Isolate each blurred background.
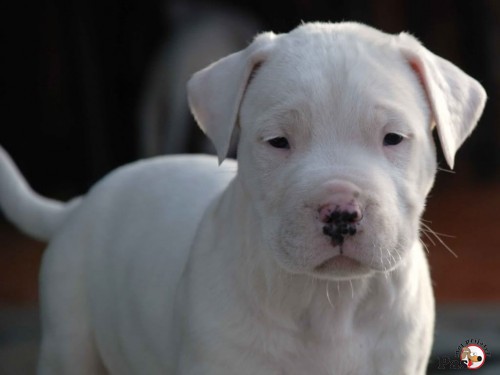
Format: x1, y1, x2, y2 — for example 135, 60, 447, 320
1, 0, 499, 373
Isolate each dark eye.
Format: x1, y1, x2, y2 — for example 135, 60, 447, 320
267, 137, 290, 149
383, 133, 404, 146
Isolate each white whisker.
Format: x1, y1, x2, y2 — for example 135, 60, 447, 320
425, 229, 455, 238
326, 282, 335, 309
420, 239, 430, 254
420, 222, 458, 258
437, 167, 455, 174
421, 229, 436, 246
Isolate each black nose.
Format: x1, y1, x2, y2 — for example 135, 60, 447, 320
322, 209, 359, 246
477, 356, 482, 361
324, 210, 361, 224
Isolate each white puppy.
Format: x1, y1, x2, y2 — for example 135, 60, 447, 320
0, 22, 486, 375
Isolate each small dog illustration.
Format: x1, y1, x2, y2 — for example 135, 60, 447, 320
461, 346, 483, 368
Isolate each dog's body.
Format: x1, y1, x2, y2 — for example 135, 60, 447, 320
0, 22, 485, 374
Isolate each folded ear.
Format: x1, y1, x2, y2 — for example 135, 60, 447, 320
187, 32, 277, 163
397, 33, 487, 169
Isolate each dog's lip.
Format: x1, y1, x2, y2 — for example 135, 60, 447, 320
314, 254, 362, 272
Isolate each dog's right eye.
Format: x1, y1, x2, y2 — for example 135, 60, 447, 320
383, 133, 404, 146
267, 137, 290, 149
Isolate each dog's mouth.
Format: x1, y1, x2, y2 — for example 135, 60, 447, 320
314, 255, 362, 273
312, 254, 374, 280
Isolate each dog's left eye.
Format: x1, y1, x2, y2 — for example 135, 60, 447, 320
383, 133, 404, 146
267, 137, 290, 149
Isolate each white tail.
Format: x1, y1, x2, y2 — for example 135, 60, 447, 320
0, 146, 81, 242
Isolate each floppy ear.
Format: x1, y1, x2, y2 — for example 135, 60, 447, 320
187, 32, 277, 163
397, 33, 487, 169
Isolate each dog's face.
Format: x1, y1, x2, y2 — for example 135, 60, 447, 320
237, 30, 436, 279
188, 22, 486, 281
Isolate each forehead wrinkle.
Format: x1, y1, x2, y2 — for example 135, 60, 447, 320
307, 79, 380, 148
245, 26, 426, 140
317, 49, 427, 136
256, 105, 313, 137
272, 39, 386, 122
374, 103, 412, 125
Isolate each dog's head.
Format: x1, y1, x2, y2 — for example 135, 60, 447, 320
188, 22, 486, 280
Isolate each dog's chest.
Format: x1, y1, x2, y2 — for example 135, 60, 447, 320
281, 334, 370, 375
275, 311, 379, 374
234, 298, 390, 375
